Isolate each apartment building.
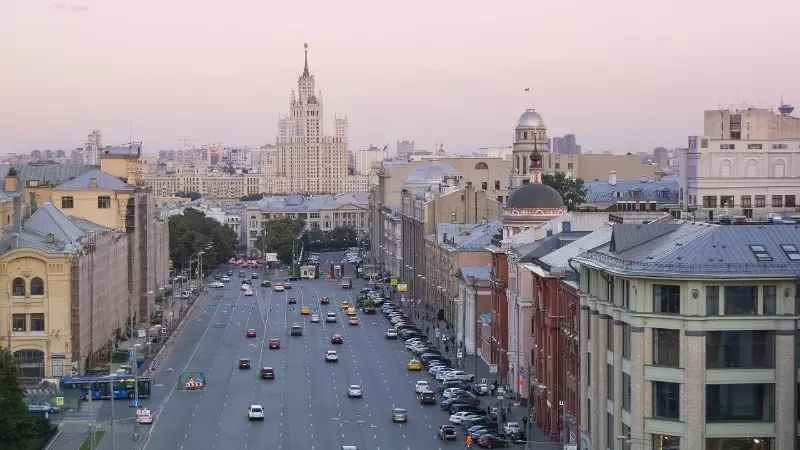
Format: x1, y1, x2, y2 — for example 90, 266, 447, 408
582, 173, 679, 212
573, 218, 800, 450
141, 167, 264, 199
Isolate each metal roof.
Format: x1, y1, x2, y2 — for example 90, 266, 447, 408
584, 180, 678, 205
459, 265, 491, 281
246, 194, 368, 213
537, 226, 613, 270
24, 203, 87, 244
434, 220, 503, 251
0, 163, 97, 194
53, 169, 134, 191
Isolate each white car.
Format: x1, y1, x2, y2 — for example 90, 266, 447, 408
244, 290, 253, 296
504, 422, 522, 435
348, 385, 363, 398
442, 388, 466, 399
273, 284, 285, 292
414, 381, 430, 394
210, 281, 223, 288
435, 371, 458, 382
241, 284, 249, 291
135, 408, 153, 424
428, 365, 450, 375
440, 371, 475, 382
310, 315, 320, 323
247, 404, 265, 420
325, 350, 339, 362
449, 411, 481, 425
221, 276, 230, 282
326, 313, 337, 323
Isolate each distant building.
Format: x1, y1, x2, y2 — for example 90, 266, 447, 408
84, 130, 103, 165
397, 140, 415, 161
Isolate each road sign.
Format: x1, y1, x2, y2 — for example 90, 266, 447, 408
169, 311, 173, 317
129, 350, 135, 361
55, 396, 64, 406
210, 304, 216, 310
457, 351, 463, 358
489, 364, 498, 374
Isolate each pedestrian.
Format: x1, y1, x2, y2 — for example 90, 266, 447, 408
522, 416, 528, 428
426, 326, 430, 335
487, 405, 491, 415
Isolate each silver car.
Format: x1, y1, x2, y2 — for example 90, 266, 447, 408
348, 385, 363, 398
391, 408, 408, 422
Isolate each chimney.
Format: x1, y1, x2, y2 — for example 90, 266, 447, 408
5, 169, 19, 192
13, 194, 22, 234
608, 170, 618, 186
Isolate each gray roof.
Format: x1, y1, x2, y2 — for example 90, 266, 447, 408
99, 143, 142, 158
54, 169, 134, 191
575, 219, 800, 278
584, 180, 678, 205
246, 194, 368, 214
0, 163, 97, 194
521, 231, 591, 261
435, 220, 503, 251
459, 265, 491, 281
537, 226, 613, 271
24, 203, 87, 244
404, 161, 459, 186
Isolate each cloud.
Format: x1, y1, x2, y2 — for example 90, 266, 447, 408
49, 2, 88, 13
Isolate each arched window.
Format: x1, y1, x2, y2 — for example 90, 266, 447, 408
719, 160, 732, 178
745, 159, 759, 177
11, 277, 25, 297
773, 160, 786, 178
30, 277, 44, 296
14, 349, 45, 378
475, 162, 489, 170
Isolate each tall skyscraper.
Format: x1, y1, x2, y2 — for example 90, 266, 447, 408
84, 130, 103, 165
551, 133, 581, 154
275, 43, 349, 194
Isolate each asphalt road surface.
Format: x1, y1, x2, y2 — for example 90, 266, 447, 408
141, 252, 489, 450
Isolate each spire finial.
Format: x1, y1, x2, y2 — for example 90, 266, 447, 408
303, 42, 310, 77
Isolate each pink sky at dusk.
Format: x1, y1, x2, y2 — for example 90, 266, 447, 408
1, 0, 798, 155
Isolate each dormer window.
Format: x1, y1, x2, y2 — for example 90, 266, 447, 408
88, 178, 97, 189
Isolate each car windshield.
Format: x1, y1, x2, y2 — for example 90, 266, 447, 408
394, 409, 406, 414
350, 385, 361, 389
240, 358, 249, 362
251, 406, 262, 412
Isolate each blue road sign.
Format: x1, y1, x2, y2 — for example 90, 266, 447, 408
210, 304, 216, 310
128, 350, 135, 361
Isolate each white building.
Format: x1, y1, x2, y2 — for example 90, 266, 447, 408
355, 146, 386, 176
84, 130, 103, 165
679, 105, 800, 221
274, 43, 349, 194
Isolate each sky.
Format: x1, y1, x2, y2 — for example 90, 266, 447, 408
1, 0, 798, 156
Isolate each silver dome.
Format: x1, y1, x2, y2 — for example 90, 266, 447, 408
404, 161, 459, 186
517, 109, 544, 128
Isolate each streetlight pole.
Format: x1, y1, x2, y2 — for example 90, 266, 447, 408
502, 350, 533, 450
533, 382, 568, 449
132, 343, 142, 441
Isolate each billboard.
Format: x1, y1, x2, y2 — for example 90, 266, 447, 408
397, 283, 408, 292
264, 253, 278, 262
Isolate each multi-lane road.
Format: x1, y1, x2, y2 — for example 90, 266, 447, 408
140, 253, 471, 450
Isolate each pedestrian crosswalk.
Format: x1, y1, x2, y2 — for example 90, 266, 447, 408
59, 400, 102, 424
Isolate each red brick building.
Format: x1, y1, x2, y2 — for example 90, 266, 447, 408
483, 250, 509, 381
530, 266, 581, 443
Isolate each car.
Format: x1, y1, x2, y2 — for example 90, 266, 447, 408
283, 282, 292, 289
260, 367, 275, 379
326, 313, 337, 323
288, 297, 297, 304
340, 301, 350, 310
244, 289, 253, 296
438, 424, 457, 440
385, 329, 398, 339
503, 422, 522, 436
135, 408, 153, 424
260, 280, 271, 287
251, 273, 259, 279
221, 276, 230, 282
238, 358, 251, 369
246, 329, 257, 338
268, 339, 280, 349
227, 270, 233, 276
320, 296, 330, 304
247, 404, 265, 420
274, 284, 285, 292
331, 334, 343, 344
443, 388, 467, 399
414, 380, 430, 393
473, 380, 489, 395
242, 279, 253, 285
310, 314, 320, 323
241, 284, 249, 291
346, 307, 357, 316
449, 412, 482, 425
407, 359, 422, 371
391, 408, 408, 423
300, 306, 311, 315
348, 316, 359, 326
477, 434, 509, 448
347, 385, 363, 398
291, 325, 303, 336
210, 281, 223, 288
440, 371, 475, 382
420, 390, 437, 405
325, 350, 339, 362
239, 270, 246, 277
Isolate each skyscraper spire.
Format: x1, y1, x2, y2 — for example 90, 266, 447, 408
303, 42, 310, 77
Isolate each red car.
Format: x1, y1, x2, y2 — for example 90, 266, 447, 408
246, 329, 257, 338
238, 358, 251, 369
331, 334, 343, 344
268, 339, 281, 349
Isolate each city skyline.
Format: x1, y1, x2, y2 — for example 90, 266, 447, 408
1, 0, 798, 155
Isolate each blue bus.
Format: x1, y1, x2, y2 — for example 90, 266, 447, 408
60, 375, 152, 400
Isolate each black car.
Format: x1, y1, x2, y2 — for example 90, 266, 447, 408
252, 273, 259, 279
449, 404, 483, 415
286, 276, 300, 282
450, 395, 480, 406
214, 274, 221, 280
477, 434, 509, 448
420, 391, 437, 405
461, 416, 490, 429
290, 325, 302, 336
242, 279, 252, 285
261, 280, 271, 287
288, 297, 297, 304
506, 430, 527, 444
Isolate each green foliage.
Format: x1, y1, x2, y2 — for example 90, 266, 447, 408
542, 172, 588, 212
168, 208, 238, 270
254, 217, 306, 265
240, 194, 263, 201
0, 349, 49, 446
301, 226, 361, 250
174, 191, 202, 201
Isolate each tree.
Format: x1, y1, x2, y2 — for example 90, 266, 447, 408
240, 194, 263, 202
542, 172, 588, 211
174, 191, 202, 201
327, 226, 358, 249
254, 217, 306, 264
0, 349, 40, 445
168, 208, 238, 270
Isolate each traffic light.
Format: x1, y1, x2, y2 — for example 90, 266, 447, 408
169, 260, 173, 270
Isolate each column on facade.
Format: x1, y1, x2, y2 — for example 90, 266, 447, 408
596, 314, 611, 449
774, 331, 796, 449
465, 285, 477, 354
682, 331, 706, 450
589, 310, 602, 450
629, 327, 648, 444
579, 306, 591, 442
612, 317, 623, 450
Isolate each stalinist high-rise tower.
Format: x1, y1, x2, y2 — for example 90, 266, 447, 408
275, 43, 349, 194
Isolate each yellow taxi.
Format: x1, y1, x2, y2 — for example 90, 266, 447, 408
346, 307, 357, 316
407, 359, 422, 371
340, 301, 350, 310
300, 306, 311, 315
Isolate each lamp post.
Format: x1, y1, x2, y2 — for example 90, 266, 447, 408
533, 382, 569, 449
132, 343, 142, 440
501, 349, 533, 450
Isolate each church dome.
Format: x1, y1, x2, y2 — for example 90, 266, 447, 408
405, 161, 459, 186
506, 183, 564, 209
517, 109, 544, 128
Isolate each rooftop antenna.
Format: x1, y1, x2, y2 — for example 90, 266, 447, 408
778, 95, 794, 117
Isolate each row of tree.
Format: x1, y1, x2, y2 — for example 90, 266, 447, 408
0, 349, 55, 449
168, 208, 239, 271
253, 217, 364, 264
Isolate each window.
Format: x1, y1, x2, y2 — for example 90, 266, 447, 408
653, 284, 680, 314
607, 364, 614, 400
762, 285, 776, 315
706, 331, 774, 369
724, 286, 757, 315
494, 180, 500, 190
567, 163, 573, 170
706, 384, 775, 422
12, 314, 26, 331
97, 196, 111, 208
481, 182, 487, 190
606, 412, 614, 450
781, 244, 800, 261
771, 195, 783, 207
706, 286, 719, 315
562, 221, 571, 232
653, 329, 680, 367
652, 435, 681, 450
786, 195, 797, 208
754, 195, 766, 207
747, 144, 763, 149
622, 373, 631, 412
30, 277, 44, 296
622, 280, 631, 309
740, 195, 752, 208
720, 195, 734, 207
606, 318, 614, 351
622, 323, 631, 359
30, 313, 45, 332
587, 353, 591, 385
748, 245, 772, 262
61, 196, 74, 208
652, 381, 680, 420
702, 196, 717, 208
586, 399, 591, 430
12, 277, 25, 297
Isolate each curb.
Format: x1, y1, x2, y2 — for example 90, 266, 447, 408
146, 288, 209, 375
42, 428, 63, 450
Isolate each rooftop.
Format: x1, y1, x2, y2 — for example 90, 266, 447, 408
0, 163, 97, 194
246, 193, 368, 213
433, 220, 503, 251
583, 179, 678, 205
0, 202, 111, 254
459, 265, 492, 282
54, 169, 135, 191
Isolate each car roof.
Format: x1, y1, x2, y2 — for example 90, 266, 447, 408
393, 408, 406, 412
250, 404, 262, 408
